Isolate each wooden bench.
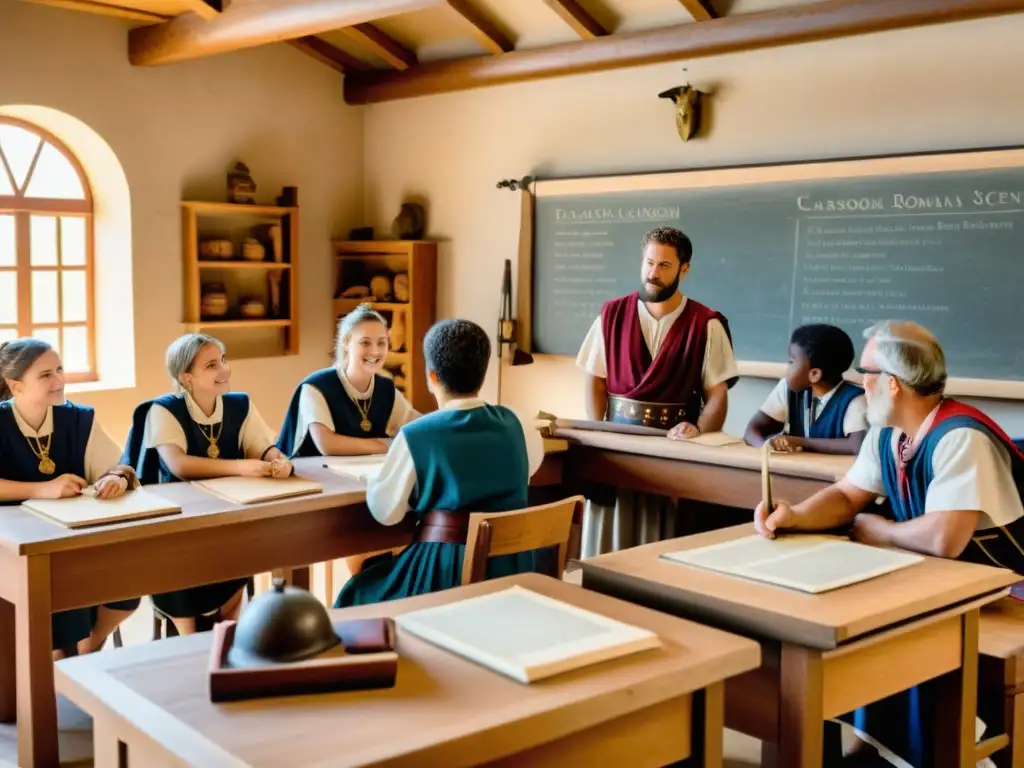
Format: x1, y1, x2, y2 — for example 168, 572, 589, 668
979, 597, 1024, 767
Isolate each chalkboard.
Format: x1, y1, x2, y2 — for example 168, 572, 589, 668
530, 148, 1024, 389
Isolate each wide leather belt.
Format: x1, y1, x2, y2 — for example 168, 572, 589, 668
415, 509, 469, 544
607, 395, 689, 429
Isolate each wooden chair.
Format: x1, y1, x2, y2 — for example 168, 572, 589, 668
978, 597, 1024, 767
461, 496, 583, 586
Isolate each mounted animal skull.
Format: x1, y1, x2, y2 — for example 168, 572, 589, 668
658, 83, 705, 142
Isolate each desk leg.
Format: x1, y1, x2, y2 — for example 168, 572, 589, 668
689, 682, 724, 768
768, 643, 824, 768
16, 555, 58, 767
935, 609, 980, 768
93, 718, 125, 768
0, 598, 16, 722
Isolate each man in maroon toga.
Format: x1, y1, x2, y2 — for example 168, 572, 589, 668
575, 226, 738, 556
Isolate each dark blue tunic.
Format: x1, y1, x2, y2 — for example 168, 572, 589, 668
334, 404, 555, 607
276, 369, 395, 458
0, 401, 134, 650
121, 393, 253, 618
785, 380, 864, 439
838, 399, 1024, 767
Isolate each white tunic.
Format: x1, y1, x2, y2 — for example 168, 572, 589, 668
366, 399, 544, 527
759, 379, 868, 436
144, 392, 275, 460
11, 403, 122, 484
845, 406, 1024, 531
292, 370, 419, 455
575, 296, 738, 391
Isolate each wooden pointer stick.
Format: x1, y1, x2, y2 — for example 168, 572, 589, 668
761, 441, 775, 529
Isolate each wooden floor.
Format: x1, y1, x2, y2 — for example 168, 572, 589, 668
0, 566, 772, 767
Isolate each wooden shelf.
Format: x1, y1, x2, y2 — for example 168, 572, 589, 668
183, 201, 298, 216
182, 195, 300, 357
188, 319, 292, 330
199, 261, 293, 270
333, 298, 409, 313
386, 351, 410, 363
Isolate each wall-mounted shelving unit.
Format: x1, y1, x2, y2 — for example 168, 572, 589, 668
182, 199, 299, 357
332, 240, 437, 413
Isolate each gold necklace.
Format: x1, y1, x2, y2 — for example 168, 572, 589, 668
26, 433, 55, 475
200, 421, 223, 458
349, 394, 373, 432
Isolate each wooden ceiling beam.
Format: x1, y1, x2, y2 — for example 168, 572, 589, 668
180, 0, 221, 21
543, 0, 607, 39
676, 0, 717, 22
289, 36, 371, 74
345, 0, 1024, 104
445, 0, 513, 54
17, 0, 167, 23
544, 0, 606, 38
340, 23, 417, 69
129, 0, 443, 66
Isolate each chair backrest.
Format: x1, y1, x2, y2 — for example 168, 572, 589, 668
460, 495, 583, 586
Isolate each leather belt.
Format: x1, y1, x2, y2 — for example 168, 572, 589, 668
607, 395, 690, 429
415, 509, 469, 544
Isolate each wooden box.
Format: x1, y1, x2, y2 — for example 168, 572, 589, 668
208, 619, 398, 703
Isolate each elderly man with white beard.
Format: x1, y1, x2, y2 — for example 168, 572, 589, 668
754, 319, 1024, 767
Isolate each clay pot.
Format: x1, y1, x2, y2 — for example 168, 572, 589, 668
200, 239, 233, 260
242, 238, 265, 262
240, 298, 266, 318
201, 284, 228, 318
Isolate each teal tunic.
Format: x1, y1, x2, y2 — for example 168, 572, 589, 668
334, 404, 555, 607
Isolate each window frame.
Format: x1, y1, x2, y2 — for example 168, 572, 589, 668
0, 116, 96, 383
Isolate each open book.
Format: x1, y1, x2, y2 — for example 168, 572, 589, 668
396, 585, 661, 683
660, 534, 924, 594
321, 456, 387, 483
22, 487, 182, 529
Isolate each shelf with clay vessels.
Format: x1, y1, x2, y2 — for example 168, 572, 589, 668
333, 298, 409, 313
199, 261, 292, 270
187, 319, 292, 330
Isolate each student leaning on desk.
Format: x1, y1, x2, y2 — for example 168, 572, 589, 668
753, 319, 1024, 768
743, 323, 867, 456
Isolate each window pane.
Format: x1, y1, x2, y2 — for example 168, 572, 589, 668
61, 271, 87, 323
0, 163, 11, 195
0, 215, 14, 267
32, 326, 60, 355
0, 272, 16, 324
62, 326, 88, 373
0, 124, 41, 191
30, 215, 57, 267
0, 328, 16, 345
23, 142, 84, 200
60, 217, 86, 266
31, 271, 58, 324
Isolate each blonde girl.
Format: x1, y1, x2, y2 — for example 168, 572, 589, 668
276, 303, 419, 457
121, 333, 291, 634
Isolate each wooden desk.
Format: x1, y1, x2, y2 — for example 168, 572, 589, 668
0, 458, 416, 768
581, 524, 1019, 768
55, 573, 761, 768
557, 429, 853, 507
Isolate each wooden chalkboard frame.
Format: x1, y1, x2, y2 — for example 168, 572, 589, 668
517, 145, 1024, 400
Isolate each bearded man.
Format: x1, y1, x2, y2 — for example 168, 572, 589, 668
754, 319, 1024, 767
575, 226, 738, 557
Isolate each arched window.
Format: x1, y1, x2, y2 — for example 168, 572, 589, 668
0, 117, 95, 381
